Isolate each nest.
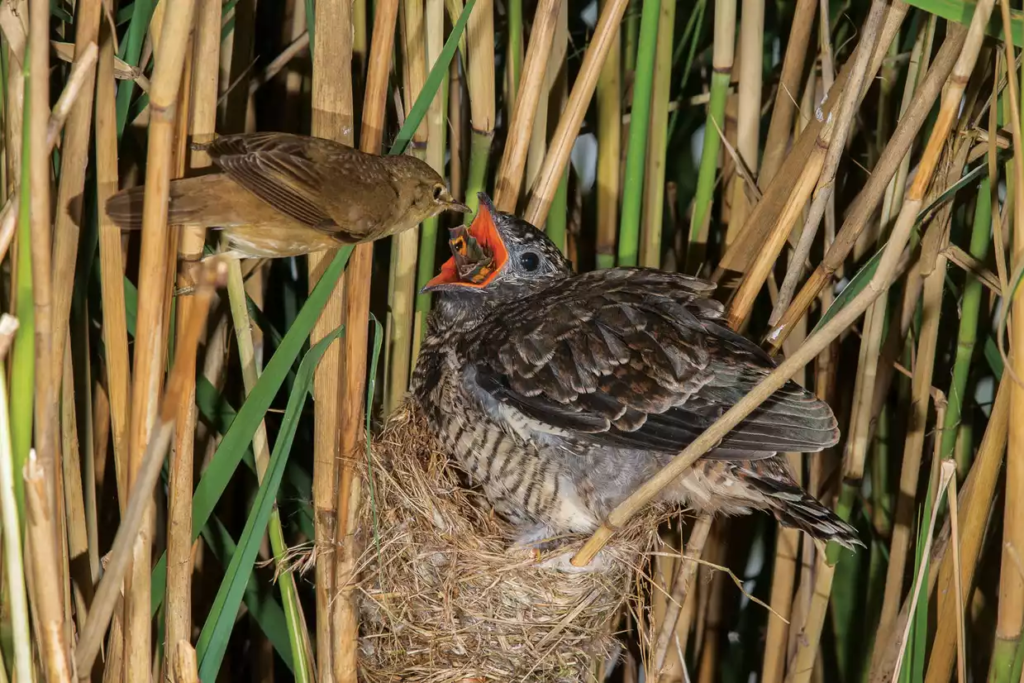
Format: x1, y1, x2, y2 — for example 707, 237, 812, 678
357, 403, 667, 682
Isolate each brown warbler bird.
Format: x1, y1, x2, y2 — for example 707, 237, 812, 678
411, 194, 861, 551
104, 131, 470, 259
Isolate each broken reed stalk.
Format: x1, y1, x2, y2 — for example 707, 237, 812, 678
837, 14, 934, 486
724, 0, 763, 245
523, 0, 627, 227
924, 380, 1009, 683
166, 0, 220, 649
463, 0, 495, 219
998, 0, 1024, 667
385, 0, 428, 416
767, 0, 886, 326
122, 0, 197, 674
727, 0, 885, 330
95, 20, 131, 514
571, 0, 995, 567
492, 0, 562, 212
757, 0, 815, 186
0, 316, 30, 683
716, 2, 905, 281
653, 515, 712, 674
26, 457, 72, 682
309, 0, 355, 672
684, 0, 734, 272
594, 0, 620, 269
763, 21, 967, 353
75, 263, 223, 675
637, 0, 674, 269
332, 0, 398, 677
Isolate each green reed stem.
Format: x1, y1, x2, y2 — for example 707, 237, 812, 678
941, 177, 992, 470
617, 0, 660, 266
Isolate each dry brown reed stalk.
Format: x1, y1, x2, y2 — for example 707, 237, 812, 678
165, 0, 220, 648
525, 0, 566, 208
757, 0, 815, 187
26, 458, 72, 682
522, 0, 626, 227
50, 0, 101, 446
385, 0, 428, 416
332, 0, 398, 676
95, 19, 131, 513
1, 0, 26, 210
308, 0, 355, 673
652, 515, 712, 676
122, 0, 198, 674
27, 0, 62, 624
998, 0, 1024, 662
247, 31, 310, 96
763, 22, 967, 353
923, 380, 1008, 683
75, 260, 225, 676
572, 0, 996, 568
724, 0, 763, 246
492, 0, 562, 212
358, 405, 667, 681
595, 4, 620, 269
410, 0, 446, 367
727, 0, 886, 329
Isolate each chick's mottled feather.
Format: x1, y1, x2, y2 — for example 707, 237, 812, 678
461, 268, 839, 460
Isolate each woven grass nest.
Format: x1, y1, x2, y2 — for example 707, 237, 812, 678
357, 402, 669, 682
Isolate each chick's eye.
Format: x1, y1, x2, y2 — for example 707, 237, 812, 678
432, 184, 444, 201
519, 252, 540, 271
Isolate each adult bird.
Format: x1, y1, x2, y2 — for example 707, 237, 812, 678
411, 193, 861, 550
103, 131, 469, 259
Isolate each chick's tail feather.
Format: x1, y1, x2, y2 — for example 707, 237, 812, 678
750, 474, 863, 550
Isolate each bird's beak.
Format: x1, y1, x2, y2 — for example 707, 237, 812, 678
422, 196, 508, 293
446, 199, 471, 213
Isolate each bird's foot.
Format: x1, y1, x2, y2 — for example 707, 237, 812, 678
511, 524, 558, 550
511, 525, 614, 573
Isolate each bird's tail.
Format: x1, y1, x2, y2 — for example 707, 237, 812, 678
104, 174, 240, 229
747, 471, 863, 549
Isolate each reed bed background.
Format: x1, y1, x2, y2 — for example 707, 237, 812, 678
3, 0, 1024, 680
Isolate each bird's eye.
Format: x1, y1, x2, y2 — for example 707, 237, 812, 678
432, 184, 444, 201
519, 252, 540, 271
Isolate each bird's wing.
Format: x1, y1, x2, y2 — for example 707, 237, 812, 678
463, 269, 839, 460
207, 133, 398, 238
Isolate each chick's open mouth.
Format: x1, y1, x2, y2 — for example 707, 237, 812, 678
424, 198, 508, 289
